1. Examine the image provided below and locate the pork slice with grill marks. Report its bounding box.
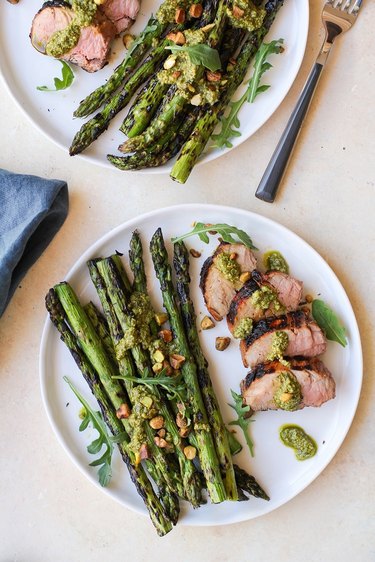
[240,310,327,368]
[227,270,303,334]
[30,0,131,72]
[200,242,257,321]
[240,358,336,412]
[264,270,303,310]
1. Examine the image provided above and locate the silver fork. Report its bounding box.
[255,0,363,203]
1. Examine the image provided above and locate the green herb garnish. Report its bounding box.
[64,376,115,487]
[128,22,159,57]
[37,61,75,92]
[165,44,222,72]
[171,222,258,250]
[228,390,255,457]
[212,39,283,148]
[311,299,347,347]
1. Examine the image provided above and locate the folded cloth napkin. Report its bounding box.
[0,169,68,317]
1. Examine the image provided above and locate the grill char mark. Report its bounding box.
[243,309,307,347]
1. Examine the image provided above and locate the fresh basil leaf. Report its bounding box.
[311,299,347,347]
[212,39,283,149]
[171,222,258,250]
[37,61,74,92]
[166,44,221,71]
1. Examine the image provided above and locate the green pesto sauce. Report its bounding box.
[233,317,253,339]
[158,29,221,106]
[263,250,289,274]
[273,372,302,411]
[227,0,265,32]
[214,252,241,283]
[156,0,190,23]
[128,386,159,457]
[251,285,284,313]
[279,424,317,461]
[115,292,156,358]
[46,0,97,57]
[267,331,289,361]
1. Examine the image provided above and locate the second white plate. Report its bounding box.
[0,1,308,173]
[40,204,362,527]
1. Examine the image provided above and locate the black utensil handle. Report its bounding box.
[255,62,324,203]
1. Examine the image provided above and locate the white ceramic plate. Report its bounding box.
[40,204,362,527]
[0,1,308,173]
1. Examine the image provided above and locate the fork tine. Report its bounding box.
[348,0,362,14]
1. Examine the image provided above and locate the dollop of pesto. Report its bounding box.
[214,252,241,283]
[158,29,222,106]
[46,0,97,57]
[115,292,156,358]
[267,331,289,361]
[156,0,189,23]
[251,285,284,313]
[263,250,289,274]
[273,372,302,411]
[128,386,159,458]
[227,0,265,32]
[279,424,317,461]
[233,317,253,339]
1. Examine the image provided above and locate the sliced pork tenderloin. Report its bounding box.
[200,242,257,321]
[240,358,336,412]
[30,1,117,71]
[227,270,303,334]
[30,0,141,72]
[99,0,140,33]
[264,270,303,311]
[240,310,327,368]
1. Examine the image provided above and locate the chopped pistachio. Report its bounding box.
[201,315,215,330]
[123,33,134,50]
[116,403,131,419]
[184,445,197,460]
[170,354,186,370]
[154,436,168,448]
[239,271,251,283]
[153,349,165,363]
[140,396,153,409]
[155,312,169,325]
[215,337,231,351]
[149,415,165,430]
[189,248,201,258]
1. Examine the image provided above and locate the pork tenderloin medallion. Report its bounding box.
[240,357,336,412]
[227,270,303,335]
[240,310,327,368]
[30,0,140,72]
[200,242,257,321]
[98,0,140,33]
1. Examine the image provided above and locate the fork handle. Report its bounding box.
[255,62,324,203]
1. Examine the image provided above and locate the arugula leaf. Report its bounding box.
[113,371,191,421]
[171,222,258,250]
[64,376,114,487]
[128,21,159,57]
[228,390,255,457]
[165,44,221,72]
[37,61,74,92]
[311,299,347,347]
[212,39,283,149]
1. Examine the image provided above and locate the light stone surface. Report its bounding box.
[0,1,374,561]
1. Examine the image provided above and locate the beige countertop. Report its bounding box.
[1,1,374,561]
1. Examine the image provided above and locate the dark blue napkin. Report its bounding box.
[0,169,69,317]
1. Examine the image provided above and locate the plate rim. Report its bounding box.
[0,1,309,174]
[39,203,363,526]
